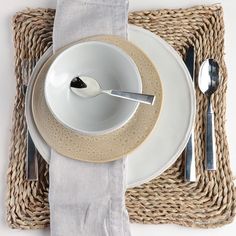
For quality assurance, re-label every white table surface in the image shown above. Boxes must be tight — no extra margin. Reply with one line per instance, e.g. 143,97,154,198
0,0,235,235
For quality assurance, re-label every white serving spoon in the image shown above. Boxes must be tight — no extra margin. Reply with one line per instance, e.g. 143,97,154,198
70,76,155,105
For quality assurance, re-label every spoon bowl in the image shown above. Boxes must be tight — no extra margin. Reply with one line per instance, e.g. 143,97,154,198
70,76,101,98
198,59,220,96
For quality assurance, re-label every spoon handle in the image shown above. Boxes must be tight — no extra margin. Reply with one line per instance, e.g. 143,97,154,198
205,99,217,170
104,90,155,105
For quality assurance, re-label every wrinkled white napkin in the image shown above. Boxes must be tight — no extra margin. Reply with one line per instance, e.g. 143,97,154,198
53,0,128,51
49,0,130,236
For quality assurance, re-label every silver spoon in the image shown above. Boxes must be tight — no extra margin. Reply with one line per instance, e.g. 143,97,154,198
70,76,155,105
198,59,220,170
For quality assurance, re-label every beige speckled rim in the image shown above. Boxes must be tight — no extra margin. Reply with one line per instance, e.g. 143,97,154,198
32,35,163,163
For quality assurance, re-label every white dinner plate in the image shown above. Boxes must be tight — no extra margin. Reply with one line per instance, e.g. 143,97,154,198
25,25,195,188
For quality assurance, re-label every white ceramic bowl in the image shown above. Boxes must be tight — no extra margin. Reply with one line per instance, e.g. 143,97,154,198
44,41,142,135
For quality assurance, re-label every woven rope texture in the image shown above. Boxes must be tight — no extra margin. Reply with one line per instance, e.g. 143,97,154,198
7,5,236,229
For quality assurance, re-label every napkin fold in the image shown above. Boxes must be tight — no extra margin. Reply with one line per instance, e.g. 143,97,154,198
53,0,128,52
49,0,130,235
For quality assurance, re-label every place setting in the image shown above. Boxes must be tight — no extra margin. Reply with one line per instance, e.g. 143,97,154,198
6,0,235,234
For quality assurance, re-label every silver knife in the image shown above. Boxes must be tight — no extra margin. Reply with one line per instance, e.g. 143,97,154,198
184,46,196,182
22,65,39,181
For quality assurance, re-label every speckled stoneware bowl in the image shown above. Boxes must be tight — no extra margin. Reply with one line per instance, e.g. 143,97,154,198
32,35,163,163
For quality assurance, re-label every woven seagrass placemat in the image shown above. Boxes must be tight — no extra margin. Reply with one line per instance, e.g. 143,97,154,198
7,4,236,229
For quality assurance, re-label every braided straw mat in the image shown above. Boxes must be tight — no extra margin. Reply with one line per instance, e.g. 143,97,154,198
7,4,236,229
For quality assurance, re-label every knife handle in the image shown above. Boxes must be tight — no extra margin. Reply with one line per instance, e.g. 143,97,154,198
26,131,38,181
184,130,196,182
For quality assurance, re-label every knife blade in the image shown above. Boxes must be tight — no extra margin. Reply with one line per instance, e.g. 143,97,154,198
184,46,196,182
185,46,195,81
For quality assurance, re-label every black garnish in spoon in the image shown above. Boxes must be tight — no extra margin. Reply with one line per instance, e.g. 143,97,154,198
70,76,87,88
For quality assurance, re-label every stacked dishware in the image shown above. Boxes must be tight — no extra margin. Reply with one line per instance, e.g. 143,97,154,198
25,26,197,186
21,1,223,235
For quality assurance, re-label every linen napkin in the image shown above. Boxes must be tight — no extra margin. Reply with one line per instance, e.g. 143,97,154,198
49,0,130,236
